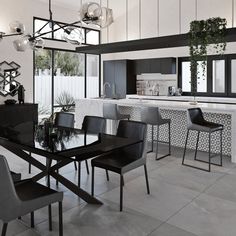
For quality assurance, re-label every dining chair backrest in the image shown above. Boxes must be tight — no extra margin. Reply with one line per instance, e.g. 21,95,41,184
54,112,74,128
103,103,119,120
187,108,205,129
0,155,20,221
116,120,147,160
82,116,106,134
140,106,163,125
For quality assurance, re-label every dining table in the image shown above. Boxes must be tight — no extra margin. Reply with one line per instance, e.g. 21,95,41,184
0,121,141,205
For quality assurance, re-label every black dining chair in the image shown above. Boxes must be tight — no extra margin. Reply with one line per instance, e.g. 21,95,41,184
0,155,64,236
77,116,106,187
91,120,150,211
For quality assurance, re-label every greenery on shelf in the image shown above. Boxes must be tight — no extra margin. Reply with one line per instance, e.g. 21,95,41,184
189,17,227,95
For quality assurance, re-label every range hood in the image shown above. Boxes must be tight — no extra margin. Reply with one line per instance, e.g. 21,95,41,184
76,28,236,54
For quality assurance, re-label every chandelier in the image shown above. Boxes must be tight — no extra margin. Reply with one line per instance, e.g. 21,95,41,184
0,1,113,52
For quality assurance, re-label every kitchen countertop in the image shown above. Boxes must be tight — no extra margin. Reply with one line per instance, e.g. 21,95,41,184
126,95,236,104
79,97,236,113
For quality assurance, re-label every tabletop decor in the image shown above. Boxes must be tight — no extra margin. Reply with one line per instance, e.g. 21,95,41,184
189,17,227,104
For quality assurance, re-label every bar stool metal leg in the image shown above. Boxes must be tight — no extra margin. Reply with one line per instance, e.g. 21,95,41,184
168,122,171,155
208,132,211,172
220,129,223,166
151,125,154,152
155,125,159,160
182,129,189,165
194,131,200,160
1,223,8,236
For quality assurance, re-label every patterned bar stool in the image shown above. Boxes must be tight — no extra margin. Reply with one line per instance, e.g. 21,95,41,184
141,107,171,160
182,108,223,172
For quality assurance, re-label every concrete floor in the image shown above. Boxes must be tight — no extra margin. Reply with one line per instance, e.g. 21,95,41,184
1,144,236,236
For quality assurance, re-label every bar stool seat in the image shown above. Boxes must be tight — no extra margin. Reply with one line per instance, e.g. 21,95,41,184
103,103,130,121
182,108,223,172
141,107,171,160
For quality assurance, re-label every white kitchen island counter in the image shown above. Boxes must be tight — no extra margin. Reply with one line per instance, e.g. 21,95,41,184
76,98,236,162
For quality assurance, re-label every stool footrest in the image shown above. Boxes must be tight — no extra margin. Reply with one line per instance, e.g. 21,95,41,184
182,163,210,172
195,157,222,167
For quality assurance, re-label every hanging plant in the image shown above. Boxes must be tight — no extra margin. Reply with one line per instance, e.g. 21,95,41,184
189,17,227,96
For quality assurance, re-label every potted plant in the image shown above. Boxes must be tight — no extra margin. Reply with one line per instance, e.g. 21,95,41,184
189,17,227,104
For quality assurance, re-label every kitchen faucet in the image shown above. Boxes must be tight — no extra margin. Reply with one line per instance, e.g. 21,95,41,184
102,82,111,98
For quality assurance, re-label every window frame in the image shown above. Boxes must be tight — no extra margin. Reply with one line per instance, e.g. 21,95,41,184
178,55,228,97
33,17,101,115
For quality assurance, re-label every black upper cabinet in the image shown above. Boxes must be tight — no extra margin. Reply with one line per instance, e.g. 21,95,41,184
103,60,136,99
135,58,176,74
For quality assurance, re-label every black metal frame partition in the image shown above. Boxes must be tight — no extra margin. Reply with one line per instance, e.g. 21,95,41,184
33,17,101,114
178,54,236,98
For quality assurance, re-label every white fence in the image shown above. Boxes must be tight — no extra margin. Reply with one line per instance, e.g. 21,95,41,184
35,76,99,111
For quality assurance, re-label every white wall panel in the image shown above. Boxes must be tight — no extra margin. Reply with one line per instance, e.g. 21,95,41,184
108,0,127,42
197,0,232,28
159,0,180,36
127,0,140,40
140,0,158,38
101,0,108,43
181,0,196,33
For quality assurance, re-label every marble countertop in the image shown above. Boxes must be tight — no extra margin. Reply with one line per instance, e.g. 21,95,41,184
76,97,236,113
126,95,236,104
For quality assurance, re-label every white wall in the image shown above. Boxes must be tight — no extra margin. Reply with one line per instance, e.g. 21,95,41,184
101,0,236,70
0,0,80,104
103,0,235,43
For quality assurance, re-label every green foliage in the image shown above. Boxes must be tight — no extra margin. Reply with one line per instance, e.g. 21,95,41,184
35,50,84,76
55,91,75,112
189,17,227,95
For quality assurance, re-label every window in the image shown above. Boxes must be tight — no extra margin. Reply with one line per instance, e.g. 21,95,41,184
33,18,101,119
180,60,207,93
178,56,232,96
212,60,225,93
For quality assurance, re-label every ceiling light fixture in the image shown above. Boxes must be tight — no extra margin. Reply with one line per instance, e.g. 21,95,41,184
0,0,113,52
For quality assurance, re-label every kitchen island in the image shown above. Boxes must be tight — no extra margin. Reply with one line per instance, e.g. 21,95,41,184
75,97,236,162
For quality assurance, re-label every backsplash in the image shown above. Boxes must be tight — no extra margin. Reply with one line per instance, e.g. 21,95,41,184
136,73,177,96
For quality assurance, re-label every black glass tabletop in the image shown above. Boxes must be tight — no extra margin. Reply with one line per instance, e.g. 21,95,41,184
0,121,141,157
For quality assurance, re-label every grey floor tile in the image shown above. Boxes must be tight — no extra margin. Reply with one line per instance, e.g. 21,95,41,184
0,220,29,236
149,161,224,193
101,176,199,222
149,223,198,236
204,173,236,204
168,193,236,236
36,199,162,236
16,229,40,236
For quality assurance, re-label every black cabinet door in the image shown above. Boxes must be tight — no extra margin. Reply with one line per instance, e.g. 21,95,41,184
161,58,176,74
114,60,127,98
135,60,150,74
149,59,160,73
103,61,115,98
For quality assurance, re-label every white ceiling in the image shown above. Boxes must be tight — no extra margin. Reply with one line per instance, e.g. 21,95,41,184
37,0,83,10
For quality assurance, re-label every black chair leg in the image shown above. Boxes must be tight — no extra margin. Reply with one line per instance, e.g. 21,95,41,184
48,204,52,231
85,160,90,174
78,162,81,188
208,132,211,172
1,223,8,236
30,212,35,228
59,201,63,236
182,129,189,165
74,161,77,171
91,166,95,196
56,161,59,186
106,170,109,181
194,131,200,160
28,152,32,174
120,174,123,212
122,175,125,186
144,164,150,194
